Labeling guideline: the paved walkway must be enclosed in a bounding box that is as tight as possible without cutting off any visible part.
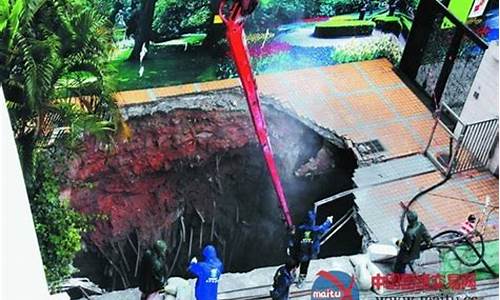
[115,58,498,245]
[355,169,499,243]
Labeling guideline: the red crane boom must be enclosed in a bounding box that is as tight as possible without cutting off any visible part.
[218,0,293,227]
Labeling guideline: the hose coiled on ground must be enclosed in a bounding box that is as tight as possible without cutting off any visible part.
[399,177,497,276]
[428,229,497,276]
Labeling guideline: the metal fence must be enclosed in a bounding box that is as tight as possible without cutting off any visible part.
[452,118,499,174]
[424,102,498,175]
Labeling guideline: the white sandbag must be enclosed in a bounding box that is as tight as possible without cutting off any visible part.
[146,292,163,300]
[350,254,372,291]
[366,260,385,295]
[163,277,193,300]
[350,254,385,295]
[367,243,398,262]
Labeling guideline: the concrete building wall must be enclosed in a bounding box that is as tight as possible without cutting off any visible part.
[1,86,50,299]
[458,42,499,175]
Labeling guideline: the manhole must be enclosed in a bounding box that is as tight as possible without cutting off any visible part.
[356,139,385,156]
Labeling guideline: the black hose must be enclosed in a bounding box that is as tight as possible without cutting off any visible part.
[400,95,449,234]
[432,230,484,266]
[400,175,497,276]
[399,174,451,233]
[430,229,497,276]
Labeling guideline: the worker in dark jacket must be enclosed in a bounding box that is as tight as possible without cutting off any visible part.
[138,240,168,300]
[188,244,224,300]
[295,210,333,287]
[270,258,297,300]
[394,210,432,273]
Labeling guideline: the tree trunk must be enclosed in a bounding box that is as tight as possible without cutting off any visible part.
[202,0,223,51]
[128,0,157,61]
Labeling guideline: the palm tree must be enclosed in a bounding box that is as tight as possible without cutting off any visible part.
[1,0,120,192]
[1,0,126,286]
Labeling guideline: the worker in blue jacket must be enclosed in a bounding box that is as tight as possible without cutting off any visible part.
[188,244,224,300]
[295,210,333,288]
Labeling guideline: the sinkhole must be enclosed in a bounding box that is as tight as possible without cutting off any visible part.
[65,88,365,290]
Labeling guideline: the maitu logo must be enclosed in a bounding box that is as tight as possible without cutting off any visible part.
[311,270,360,300]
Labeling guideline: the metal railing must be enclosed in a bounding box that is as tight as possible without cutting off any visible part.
[453,118,499,174]
[424,102,498,175]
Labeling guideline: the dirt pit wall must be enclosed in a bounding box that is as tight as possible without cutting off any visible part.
[65,88,361,290]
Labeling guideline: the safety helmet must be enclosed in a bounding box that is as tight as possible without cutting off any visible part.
[154,240,167,255]
[407,210,418,225]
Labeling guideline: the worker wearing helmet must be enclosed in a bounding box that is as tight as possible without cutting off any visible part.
[188,244,224,300]
[294,210,333,287]
[394,210,432,273]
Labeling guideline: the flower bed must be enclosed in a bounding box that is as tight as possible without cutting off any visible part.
[248,41,292,58]
[332,35,402,65]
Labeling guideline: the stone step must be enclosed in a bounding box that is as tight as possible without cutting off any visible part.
[353,154,437,187]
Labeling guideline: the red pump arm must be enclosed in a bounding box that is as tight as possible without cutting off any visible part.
[218,0,293,227]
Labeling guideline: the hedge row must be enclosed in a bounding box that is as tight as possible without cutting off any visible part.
[372,16,403,35]
[314,18,375,37]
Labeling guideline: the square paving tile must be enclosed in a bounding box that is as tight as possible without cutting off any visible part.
[325,97,354,129]
[345,92,396,123]
[357,60,402,87]
[324,65,369,93]
[374,123,422,156]
[384,87,430,117]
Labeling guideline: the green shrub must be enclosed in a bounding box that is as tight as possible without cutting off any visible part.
[318,0,364,16]
[153,0,211,38]
[246,0,306,32]
[371,15,402,35]
[30,152,89,289]
[180,6,211,29]
[332,35,402,65]
[314,18,375,37]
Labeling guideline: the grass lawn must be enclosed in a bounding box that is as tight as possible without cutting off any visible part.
[110,46,219,91]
